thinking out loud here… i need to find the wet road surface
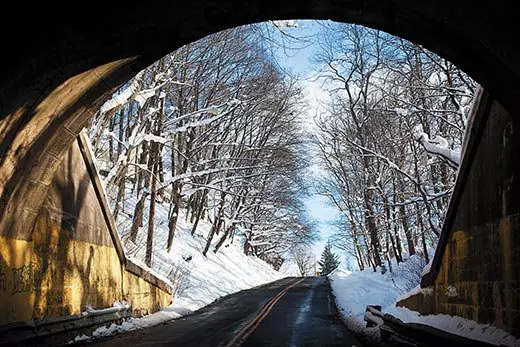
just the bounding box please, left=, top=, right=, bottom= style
left=80, top=277, right=361, bottom=347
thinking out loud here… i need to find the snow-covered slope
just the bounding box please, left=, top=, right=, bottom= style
left=329, top=260, right=418, bottom=327
left=116, top=192, right=283, bottom=310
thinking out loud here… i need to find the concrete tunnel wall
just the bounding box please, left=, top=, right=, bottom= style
left=398, top=91, right=520, bottom=337
left=0, top=131, right=171, bottom=326
left=1, top=0, right=520, bottom=334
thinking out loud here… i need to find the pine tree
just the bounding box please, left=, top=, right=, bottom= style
left=318, top=241, right=340, bottom=276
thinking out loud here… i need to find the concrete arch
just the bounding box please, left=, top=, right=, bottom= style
left=0, top=0, right=518, bottom=237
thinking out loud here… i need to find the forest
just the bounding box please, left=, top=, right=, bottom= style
left=313, top=22, right=475, bottom=272
left=88, top=20, right=475, bottom=278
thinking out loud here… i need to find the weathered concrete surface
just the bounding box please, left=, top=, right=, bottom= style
left=0, top=136, right=171, bottom=327
left=399, top=92, right=520, bottom=337
left=0, top=59, right=139, bottom=246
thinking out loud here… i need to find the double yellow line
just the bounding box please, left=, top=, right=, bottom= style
left=225, top=278, right=306, bottom=347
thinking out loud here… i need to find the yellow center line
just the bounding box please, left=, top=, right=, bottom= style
left=225, top=277, right=306, bottom=347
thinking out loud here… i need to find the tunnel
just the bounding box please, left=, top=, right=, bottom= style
left=1, top=0, right=520, bottom=344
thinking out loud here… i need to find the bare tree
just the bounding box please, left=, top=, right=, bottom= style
left=88, top=23, right=314, bottom=271
left=291, top=247, right=316, bottom=276
left=312, top=22, right=475, bottom=273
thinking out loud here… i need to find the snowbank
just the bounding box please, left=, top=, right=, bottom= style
left=329, top=266, right=405, bottom=333
left=71, top=307, right=191, bottom=343
left=329, top=253, right=428, bottom=323
left=329, top=253, right=520, bottom=346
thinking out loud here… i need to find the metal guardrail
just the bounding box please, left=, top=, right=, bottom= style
left=0, top=305, right=131, bottom=346
left=363, top=305, right=383, bottom=328
left=363, top=305, right=508, bottom=347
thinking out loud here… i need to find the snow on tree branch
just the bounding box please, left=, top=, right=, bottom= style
left=413, top=125, right=460, bottom=168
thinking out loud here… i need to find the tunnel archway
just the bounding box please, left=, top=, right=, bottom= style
left=1, top=1, right=520, bottom=340
left=0, top=1, right=518, bottom=236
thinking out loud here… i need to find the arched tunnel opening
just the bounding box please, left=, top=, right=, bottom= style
left=1, top=2, right=520, bottom=346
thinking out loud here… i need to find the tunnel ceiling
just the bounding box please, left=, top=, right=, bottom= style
left=1, top=0, right=520, bottom=114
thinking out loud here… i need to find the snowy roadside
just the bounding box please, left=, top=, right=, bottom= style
left=72, top=306, right=185, bottom=343
left=70, top=194, right=283, bottom=344
left=71, top=245, right=282, bottom=344
left=328, top=255, right=520, bottom=347
left=385, top=306, right=520, bottom=347
left=328, top=264, right=407, bottom=343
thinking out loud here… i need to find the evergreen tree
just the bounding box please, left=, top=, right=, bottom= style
left=318, top=241, right=340, bottom=276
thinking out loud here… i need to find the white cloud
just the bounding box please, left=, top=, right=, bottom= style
left=300, top=76, right=331, bottom=132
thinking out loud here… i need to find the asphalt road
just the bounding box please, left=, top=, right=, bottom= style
left=80, top=277, right=361, bottom=347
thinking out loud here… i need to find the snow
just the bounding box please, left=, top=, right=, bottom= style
left=99, top=72, right=143, bottom=114
left=73, top=334, right=90, bottom=343
left=272, top=20, right=298, bottom=29
left=137, top=133, right=169, bottom=145
left=385, top=306, right=520, bottom=347
left=278, top=258, right=301, bottom=276
left=329, top=267, right=404, bottom=323
left=168, top=112, right=227, bottom=134
left=69, top=308, right=186, bottom=342
left=394, top=107, right=409, bottom=117
left=134, top=87, right=157, bottom=107
left=421, top=258, right=432, bottom=276
left=445, top=285, right=458, bottom=298
left=126, top=131, right=168, bottom=148
left=85, top=300, right=130, bottom=316
left=413, top=125, right=461, bottom=168
left=329, top=253, right=520, bottom=347
left=395, top=285, right=433, bottom=302
left=328, top=252, right=429, bottom=338
left=363, top=310, right=384, bottom=326
left=73, top=187, right=283, bottom=343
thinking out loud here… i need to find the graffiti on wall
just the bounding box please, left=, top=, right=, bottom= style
left=0, top=257, right=42, bottom=295
left=12, top=262, right=41, bottom=294
left=0, top=262, right=6, bottom=292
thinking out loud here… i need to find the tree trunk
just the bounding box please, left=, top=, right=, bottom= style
left=383, top=193, right=401, bottom=264
left=136, top=141, right=148, bottom=199
left=417, top=212, right=430, bottom=264
left=365, top=197, right=381, bottom=269
left=112, top=169, right=126, bottom=221
left=191, top=191, right=206, bottom=235
left=400, top=204, right=415, bottom=257
left=391, top=186, right=403, bottom=263
left=145, top=160, right=158, bottom=267
left=118, top=109, right=124, bottom=157
left=166, top=184, right=181, bottom=252
left=203, top=194, right=226, bottom=256
left=145, top=98, right=163, bottom=265
left=129, top=191, right=149, bottom=243
left=214, top=224, right=234, bottom=253
left=108, top=117, right=115, bottom=162
left=353, top=229, right=364, bottom=271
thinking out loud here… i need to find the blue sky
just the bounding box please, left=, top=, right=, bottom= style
left=271, top=20, right=346, bottom=264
